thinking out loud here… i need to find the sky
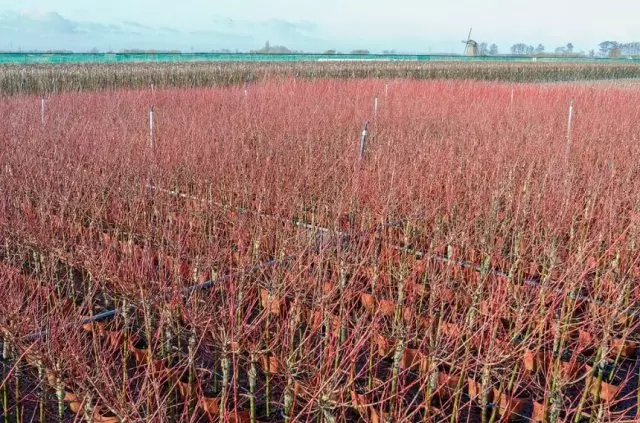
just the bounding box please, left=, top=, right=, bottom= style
left=1, top=0, right=639, bottom=53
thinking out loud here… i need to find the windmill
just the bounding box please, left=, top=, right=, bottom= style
left=461, top=27, right=478, bottom=56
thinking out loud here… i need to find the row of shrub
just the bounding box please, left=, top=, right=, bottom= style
left=1, top=61, right=639, bottom=96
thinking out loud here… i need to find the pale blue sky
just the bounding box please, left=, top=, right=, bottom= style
left=1, top=0, right=638, bottom=53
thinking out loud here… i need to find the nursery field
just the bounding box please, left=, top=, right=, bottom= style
left=1, top=78, right=640, bottom=423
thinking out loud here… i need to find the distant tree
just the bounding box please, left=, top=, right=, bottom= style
left=554, top=46, right=566, bottom=55
left=566, top=43, right=574, bottom=53
left=382, top=49, right=397, bottom=54
left=351, top=49, right=370, bottom=55
left=598, top=41, right=618, bottom=56
left=619, top=42, right=640, bottom=56
left=488, top=43, right=499, bottom=55
left=525, top=45, right=535, bottom=55
left=478, top=42, right=488, bottom=55
left=510, top=43, right=528, bottom=55
left=324, top=49, right=337, bottom=54
left=589, top=49, right=595, bottom=57
left=252, top=42, right=298, bottom=54
left=535, top=44, right=545, bottom=54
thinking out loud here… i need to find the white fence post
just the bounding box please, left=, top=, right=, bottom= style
left=359, top=121, right=369, bottom=159
left=565, top=100, right=574, bottom=159
left=149, top=106, right=154, bottom=149
left=41, top=95, right=45, bottom=124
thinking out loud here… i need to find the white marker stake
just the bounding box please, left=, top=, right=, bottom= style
left=41, top=95, right=45, bottom=124
left=566, top=100, right=573, bottom=158
left=384, top=83, right=388, bottom=98
left=374, top=96, right=378, bottom=117
left=510, top=88, right=514, bottom=106
left=149, top=106, right=154, bottom=149
left=359, top=121, right=369, bottom=159
left=567, top=100, right=573, bottom=141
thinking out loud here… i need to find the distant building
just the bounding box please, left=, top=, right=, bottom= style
left=464, top=40, right=479, bottom=56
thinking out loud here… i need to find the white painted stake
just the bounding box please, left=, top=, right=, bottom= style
left=510, top=88, right=514, bottom=106
left=384, top=82, right=388, bottom=97
left=374, top=96, right=378, bottom=117
left=359, top=121, right=369, bottom=159
left=149, top=106, right=154, bottom=149
left=41, top=95, right=45, bottom=124
left=565, top=100, right=573, bottom=158
left=567, top=100, right=573, bottom=142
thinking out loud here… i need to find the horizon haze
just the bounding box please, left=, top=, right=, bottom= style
left=1, top=1, right=638, bottom=54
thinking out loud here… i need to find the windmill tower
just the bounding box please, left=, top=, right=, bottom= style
left=461, top=27, right=478, bottom=56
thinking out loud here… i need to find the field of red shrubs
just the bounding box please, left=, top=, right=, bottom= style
left=1, top=78, right=639, bottom=422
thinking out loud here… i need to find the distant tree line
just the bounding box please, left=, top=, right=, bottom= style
left=598, top=41, right=640, bottom=57
left=476, top=43, right=499, bottom=55
left=118, top=49, right=182, bottom=54
left=10, top=40, right=640, bottom=57
left=503, top=40, right=640, bottom=58
left=250, top=41, right=302, bottom=54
